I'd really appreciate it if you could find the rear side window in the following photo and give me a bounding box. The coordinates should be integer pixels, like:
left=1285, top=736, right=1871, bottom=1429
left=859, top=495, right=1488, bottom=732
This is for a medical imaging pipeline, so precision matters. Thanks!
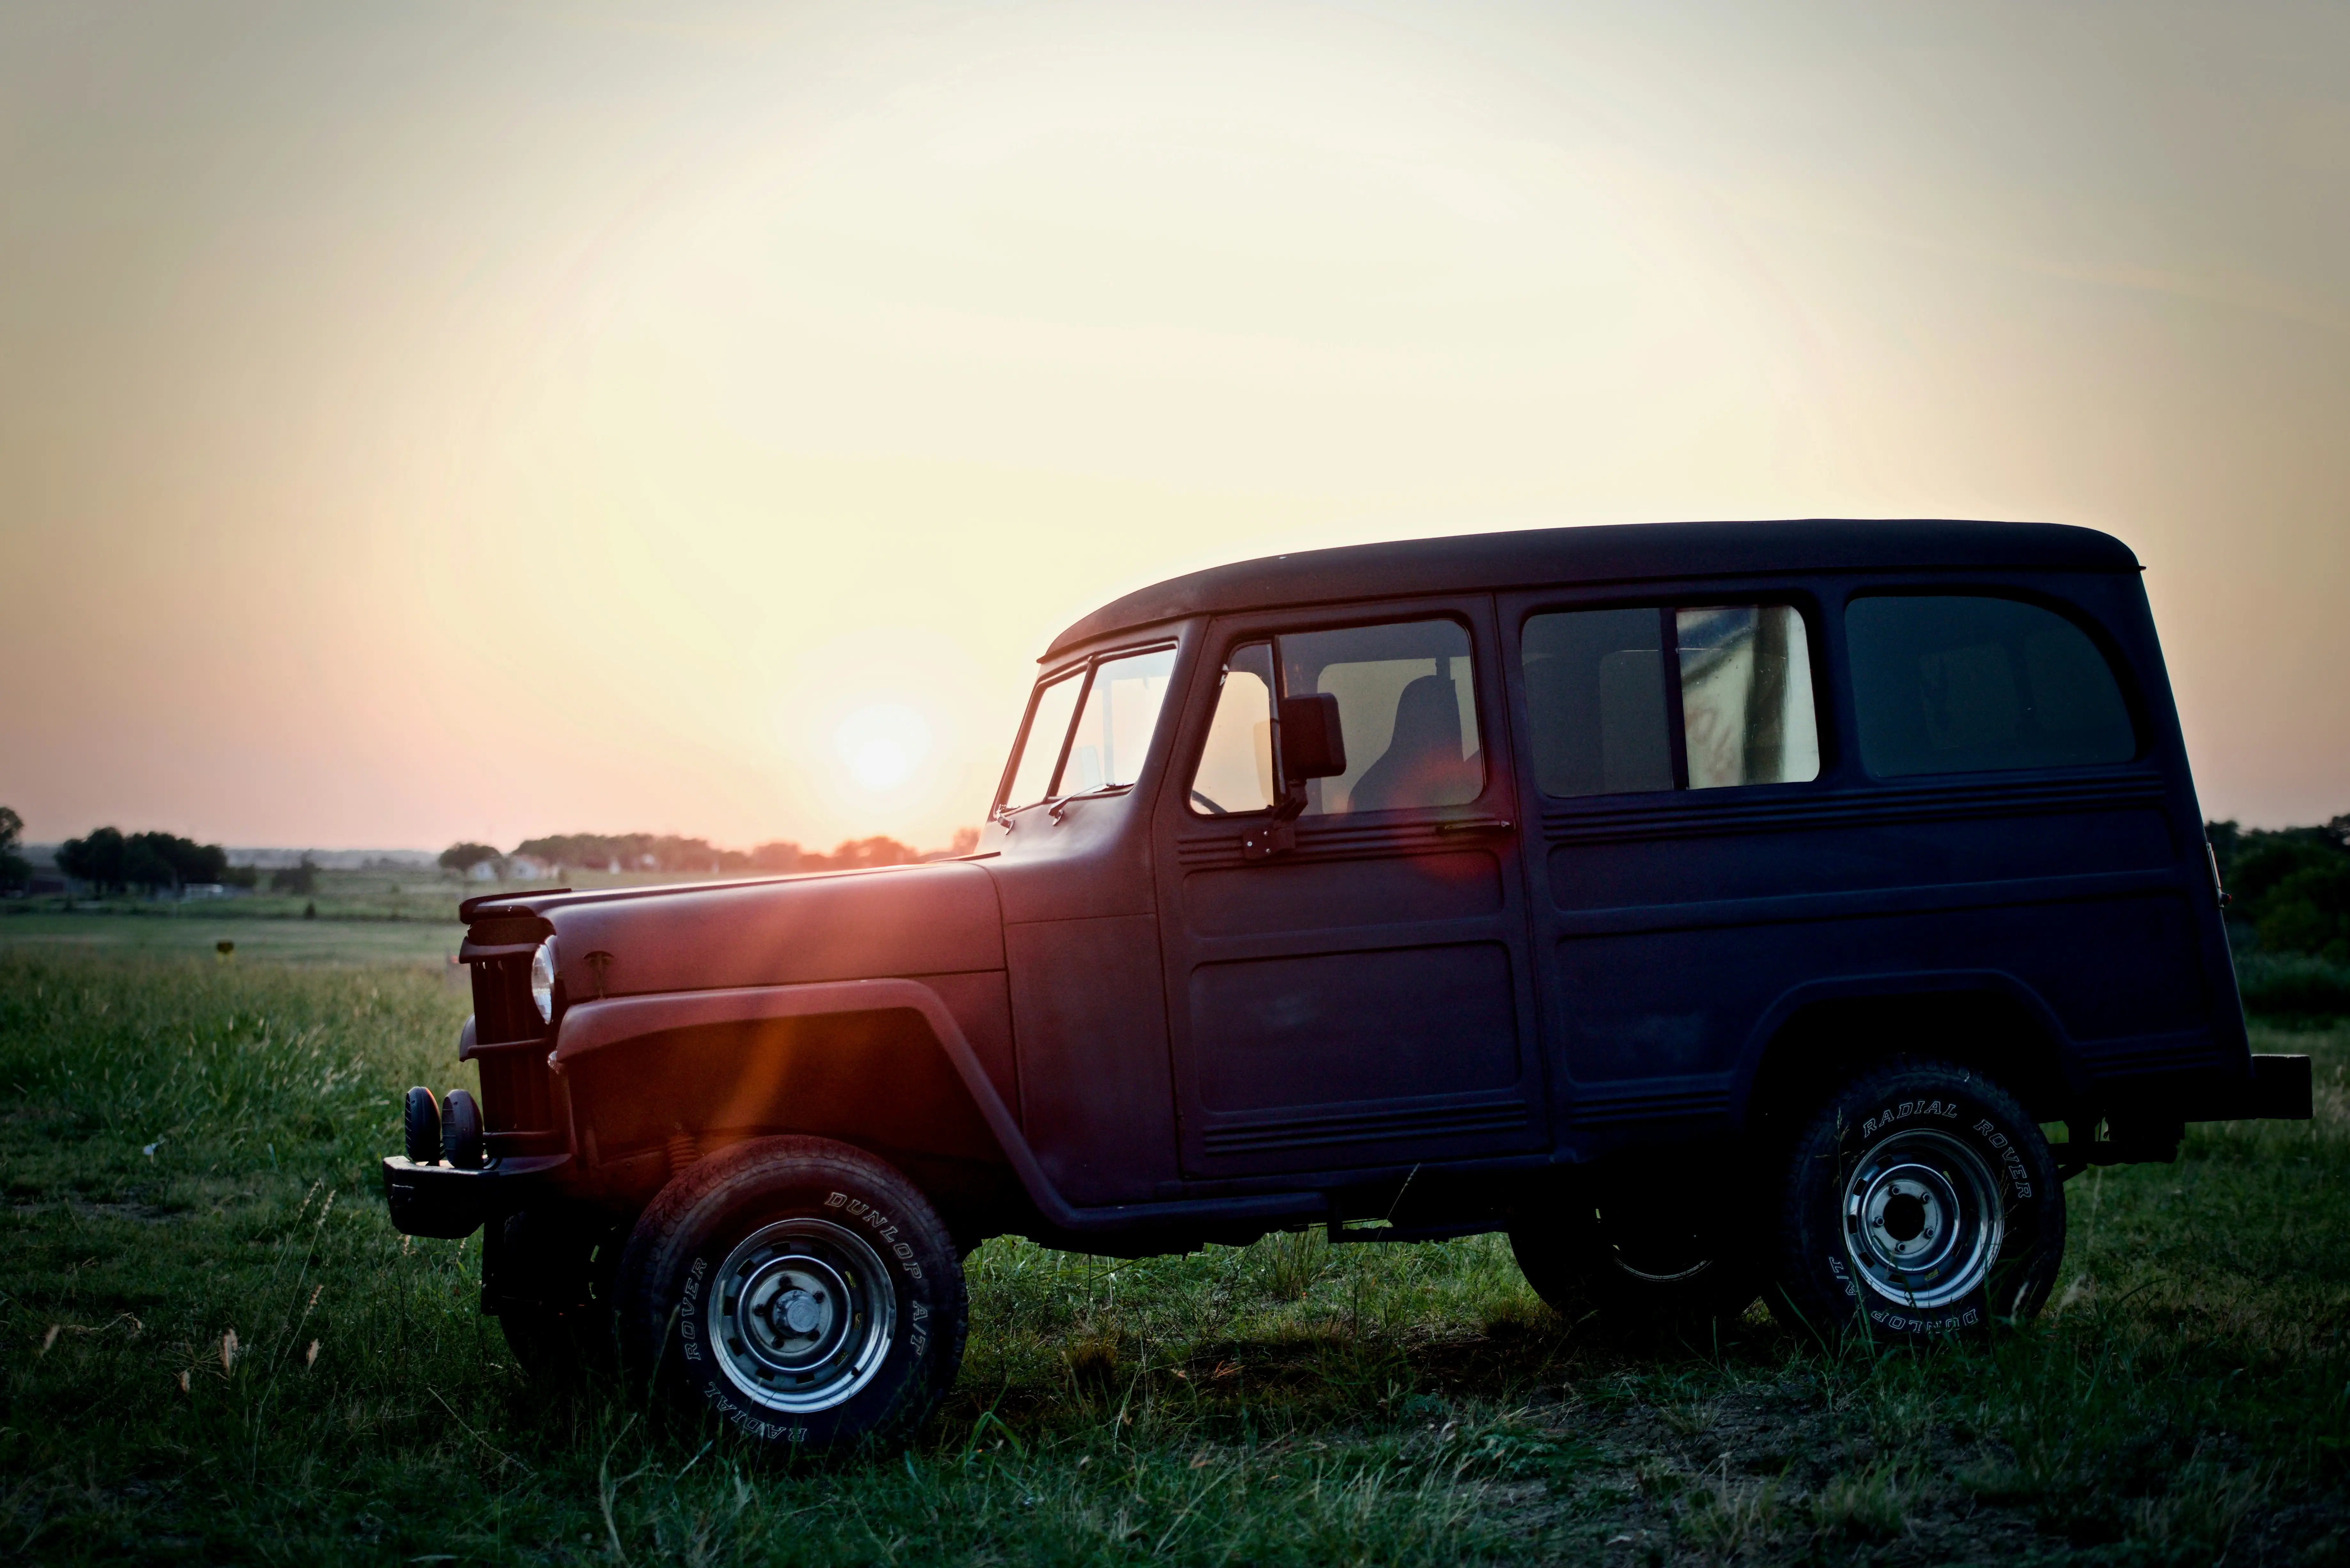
left=1522, top=604, right=1819, bottom=798
left=1846, top=595, right=2135, bottom=777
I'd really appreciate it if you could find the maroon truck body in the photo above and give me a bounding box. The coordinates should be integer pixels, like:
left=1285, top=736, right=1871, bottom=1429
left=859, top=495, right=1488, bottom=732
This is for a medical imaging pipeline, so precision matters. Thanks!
left=378, top=519, right=2308, bottom=1452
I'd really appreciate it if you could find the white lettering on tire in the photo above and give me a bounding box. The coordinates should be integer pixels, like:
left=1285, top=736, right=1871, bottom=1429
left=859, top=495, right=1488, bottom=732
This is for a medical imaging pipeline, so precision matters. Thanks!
left=1862, top=1099, right=1961, bottom=1138
left=1973, top=1118, right=2035, bottom=1198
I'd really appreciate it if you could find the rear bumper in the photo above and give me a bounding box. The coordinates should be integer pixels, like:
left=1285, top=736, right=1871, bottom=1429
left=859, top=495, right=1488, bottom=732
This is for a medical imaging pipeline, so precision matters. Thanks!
left=2197, top=1054, right=2313, bottom=1122
left=380, top=1154, right=571, bottom=1240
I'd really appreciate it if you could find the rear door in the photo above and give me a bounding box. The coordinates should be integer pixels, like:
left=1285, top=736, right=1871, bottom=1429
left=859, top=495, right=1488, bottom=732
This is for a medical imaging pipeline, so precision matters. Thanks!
left=1152, top=597, right=1548, bottom=1178
left=1501, top=591, right=1829, bottom=1138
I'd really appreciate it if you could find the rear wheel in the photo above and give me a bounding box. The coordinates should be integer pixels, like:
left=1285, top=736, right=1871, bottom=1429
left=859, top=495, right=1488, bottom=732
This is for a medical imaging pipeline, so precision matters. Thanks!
left=618, top=1136, right=966, bottom=1457
left=491, top=1206, right=623, bottom=1381
left=1510, top=1163, right=1763, bottom=1334
left=1771, top=1057, right=2064, bottom=1341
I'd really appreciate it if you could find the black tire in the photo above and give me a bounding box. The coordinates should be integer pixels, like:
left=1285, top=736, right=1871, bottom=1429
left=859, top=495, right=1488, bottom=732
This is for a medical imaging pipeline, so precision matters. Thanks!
left=617, top=1136, right=967, bottom=1458
left=1510, top=1169, right=1763, bottom=1334
left=492, top=1206, right=624, bottom=1382
left=403, top=1087, right=441, bottom=1164
left=1772, top=1057, right=2064, bottom=1342
left=441, top=1089, right=484, bottom=1169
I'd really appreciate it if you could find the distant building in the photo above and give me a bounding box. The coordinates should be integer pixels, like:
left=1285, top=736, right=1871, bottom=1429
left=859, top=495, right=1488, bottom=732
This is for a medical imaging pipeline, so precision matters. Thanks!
left=464, top=854, right=556, bottom=882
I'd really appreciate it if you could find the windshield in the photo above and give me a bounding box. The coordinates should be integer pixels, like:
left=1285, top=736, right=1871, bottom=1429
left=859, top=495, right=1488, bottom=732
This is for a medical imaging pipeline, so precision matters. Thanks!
left=1062, top=648, right=1176, bottom=793
left=998, top=646, right=1177, bottom=811
left=1001, top=670, right=1084, bottom=811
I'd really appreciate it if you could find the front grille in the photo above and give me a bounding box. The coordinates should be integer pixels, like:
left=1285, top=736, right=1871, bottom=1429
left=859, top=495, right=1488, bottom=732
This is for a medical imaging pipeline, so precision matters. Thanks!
left=476, top=1046, right=558, bottom=1143
left=465, top=935, right=562, bottom=1152
left=470, top=952, right=541, bottom=1047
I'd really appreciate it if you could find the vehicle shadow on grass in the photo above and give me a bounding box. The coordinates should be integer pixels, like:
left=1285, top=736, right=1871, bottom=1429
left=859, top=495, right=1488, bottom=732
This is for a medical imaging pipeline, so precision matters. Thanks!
left=479, top=1292, right=2343, bottom=1565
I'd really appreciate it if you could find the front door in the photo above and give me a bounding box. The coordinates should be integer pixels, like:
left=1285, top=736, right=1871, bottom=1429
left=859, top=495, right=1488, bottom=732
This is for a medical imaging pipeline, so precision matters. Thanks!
left=1153, top=598, right=1547, bottom=1178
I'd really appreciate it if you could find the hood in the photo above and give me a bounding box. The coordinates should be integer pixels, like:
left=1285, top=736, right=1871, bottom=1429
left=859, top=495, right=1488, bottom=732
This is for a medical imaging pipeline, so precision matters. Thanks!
left=469, top=862, right=1005, bottom=1003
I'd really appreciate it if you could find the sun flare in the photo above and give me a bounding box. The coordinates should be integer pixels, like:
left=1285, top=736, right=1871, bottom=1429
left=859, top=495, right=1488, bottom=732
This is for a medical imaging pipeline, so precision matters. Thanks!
left=835, top=704, right=933, bottom=792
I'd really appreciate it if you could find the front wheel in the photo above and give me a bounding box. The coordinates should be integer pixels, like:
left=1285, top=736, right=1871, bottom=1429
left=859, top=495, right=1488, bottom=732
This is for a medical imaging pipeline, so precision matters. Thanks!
left=618, top=1136, right=967, bottom=1457
left=1772, top=1058, right=2064, bottom=1341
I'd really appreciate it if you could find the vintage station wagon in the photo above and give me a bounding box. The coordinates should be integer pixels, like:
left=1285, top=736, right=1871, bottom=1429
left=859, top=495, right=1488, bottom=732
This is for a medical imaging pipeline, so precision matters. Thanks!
left=384, top=519, right=2307, bottom=1454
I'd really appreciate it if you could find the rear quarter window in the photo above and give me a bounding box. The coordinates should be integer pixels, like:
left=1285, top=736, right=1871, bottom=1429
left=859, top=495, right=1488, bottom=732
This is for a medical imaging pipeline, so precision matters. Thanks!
left=1845, top=594, right=2136, bottom=777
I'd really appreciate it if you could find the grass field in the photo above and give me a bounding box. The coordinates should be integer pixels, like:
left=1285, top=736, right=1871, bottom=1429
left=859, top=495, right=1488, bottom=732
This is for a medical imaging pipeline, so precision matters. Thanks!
left=0, top=911, right=466, bottom=966
left=4, top=861, right=785, bottom=933
left=2, top=945, right=2345, bottom=1565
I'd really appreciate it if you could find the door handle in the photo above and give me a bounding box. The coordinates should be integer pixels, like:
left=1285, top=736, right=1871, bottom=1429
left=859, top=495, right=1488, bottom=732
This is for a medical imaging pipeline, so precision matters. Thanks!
left=1240, top=822, right=1297, bottom=861
left=1435, top=815, right=1513, bottom=835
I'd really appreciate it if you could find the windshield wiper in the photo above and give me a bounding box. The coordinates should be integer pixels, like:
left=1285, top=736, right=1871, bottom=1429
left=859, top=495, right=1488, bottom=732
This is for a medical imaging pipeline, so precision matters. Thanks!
left=1048, top=784, right=1132, bottom=822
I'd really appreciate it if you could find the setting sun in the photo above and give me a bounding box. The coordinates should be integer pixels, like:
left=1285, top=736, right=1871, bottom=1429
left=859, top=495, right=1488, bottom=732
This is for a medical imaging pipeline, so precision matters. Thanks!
left=835, top=704, right=933, bottom=794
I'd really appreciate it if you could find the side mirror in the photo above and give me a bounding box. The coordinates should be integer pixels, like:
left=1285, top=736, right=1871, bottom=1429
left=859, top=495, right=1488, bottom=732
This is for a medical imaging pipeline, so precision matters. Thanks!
left=1278, top=694, right=1347, bottom=784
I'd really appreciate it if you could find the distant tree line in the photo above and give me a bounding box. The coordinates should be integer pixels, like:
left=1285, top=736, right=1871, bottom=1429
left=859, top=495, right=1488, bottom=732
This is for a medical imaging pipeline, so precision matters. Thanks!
left=509, top=832, right=926, bottom=875
left=54, top=826, right=260, bottom=894
left=436, top=830, right=985, bottom=881
left=0, top=807, right=29, bottom=891
left=2208, top=816, right=2350, bottom=963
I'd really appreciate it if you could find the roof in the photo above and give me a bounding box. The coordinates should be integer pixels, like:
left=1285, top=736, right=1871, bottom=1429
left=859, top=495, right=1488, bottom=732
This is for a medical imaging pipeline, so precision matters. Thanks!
left=1046, top=518, right=2138, bottom=660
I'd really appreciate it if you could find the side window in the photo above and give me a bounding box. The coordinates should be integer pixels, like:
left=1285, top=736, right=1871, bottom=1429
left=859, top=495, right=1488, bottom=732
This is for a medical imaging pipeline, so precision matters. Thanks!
left=1678, top=606, right=1821, bottom=788
left=1001, top=670, right=1084, bottom=810
left=1062, top=648, right=1176, bottom=793
left=1188, top=644, right=1276, bottom=816
left=1185, top=619, right=1484, bottom=817
left=1522, top=604, right=1819, bottom=798
left=1283, top=619, right=1481, bottom=816
left=1846, top=595, right=2134, bottom=777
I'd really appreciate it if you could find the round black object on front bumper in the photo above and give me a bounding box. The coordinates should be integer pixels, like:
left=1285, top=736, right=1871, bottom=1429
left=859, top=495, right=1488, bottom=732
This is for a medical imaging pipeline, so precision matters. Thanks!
left=380, top=1153, right=570, bottom=1240
left=404, top=1087, right=441, bottom=1164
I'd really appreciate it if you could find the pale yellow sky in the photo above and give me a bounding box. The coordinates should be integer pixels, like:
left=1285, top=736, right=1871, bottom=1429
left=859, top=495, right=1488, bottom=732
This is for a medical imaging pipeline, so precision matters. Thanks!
left=4, top=0, right=2346, bottom=850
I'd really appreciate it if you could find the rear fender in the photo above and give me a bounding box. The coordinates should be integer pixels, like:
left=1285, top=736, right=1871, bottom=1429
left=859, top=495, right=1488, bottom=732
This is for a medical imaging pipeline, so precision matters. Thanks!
left=1730, top=970, right=2088, bottom=1131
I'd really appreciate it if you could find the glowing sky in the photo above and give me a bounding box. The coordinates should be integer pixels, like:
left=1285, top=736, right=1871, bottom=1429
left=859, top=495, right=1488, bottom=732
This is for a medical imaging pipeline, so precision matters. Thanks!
left=4, top=1, right=2346, bottom=850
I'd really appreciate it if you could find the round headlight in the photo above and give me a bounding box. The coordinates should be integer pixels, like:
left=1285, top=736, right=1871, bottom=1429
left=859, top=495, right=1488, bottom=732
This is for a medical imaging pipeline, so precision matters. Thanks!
left=530, top=938, right=557, bottom=1023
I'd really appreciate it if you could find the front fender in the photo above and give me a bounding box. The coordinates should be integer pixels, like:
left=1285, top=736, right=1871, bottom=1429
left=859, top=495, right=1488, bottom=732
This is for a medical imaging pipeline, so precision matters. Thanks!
left=553, top=979, right=1082, bottom=1225
left=551, top=979, right=1323, bottom=1238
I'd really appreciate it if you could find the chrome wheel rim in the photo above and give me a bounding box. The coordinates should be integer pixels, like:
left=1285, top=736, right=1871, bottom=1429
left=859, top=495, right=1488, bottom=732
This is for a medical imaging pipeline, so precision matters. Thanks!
left=1841, top=1130, right=2004, bottom=1309
left=1612, top=1254, right=1716, bottom=1285
left=1600, top=1213, right=1718, bottom=1284
left=707, top=1218, right=895, bottom=1414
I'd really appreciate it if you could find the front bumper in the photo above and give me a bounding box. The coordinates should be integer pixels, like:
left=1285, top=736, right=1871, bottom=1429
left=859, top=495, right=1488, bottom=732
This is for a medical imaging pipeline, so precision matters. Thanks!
left=380, top=1153, right=571, bottom=1240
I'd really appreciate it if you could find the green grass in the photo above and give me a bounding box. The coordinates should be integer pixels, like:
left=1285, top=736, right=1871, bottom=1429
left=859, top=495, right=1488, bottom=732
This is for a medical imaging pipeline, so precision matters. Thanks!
left=4, top=861, right=801, bottom=934
left=0, top=911, right=466, bottom=966
left=9, top=865, right=475, bottom=926
left=3, top=949, right=2345, bottom=1565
